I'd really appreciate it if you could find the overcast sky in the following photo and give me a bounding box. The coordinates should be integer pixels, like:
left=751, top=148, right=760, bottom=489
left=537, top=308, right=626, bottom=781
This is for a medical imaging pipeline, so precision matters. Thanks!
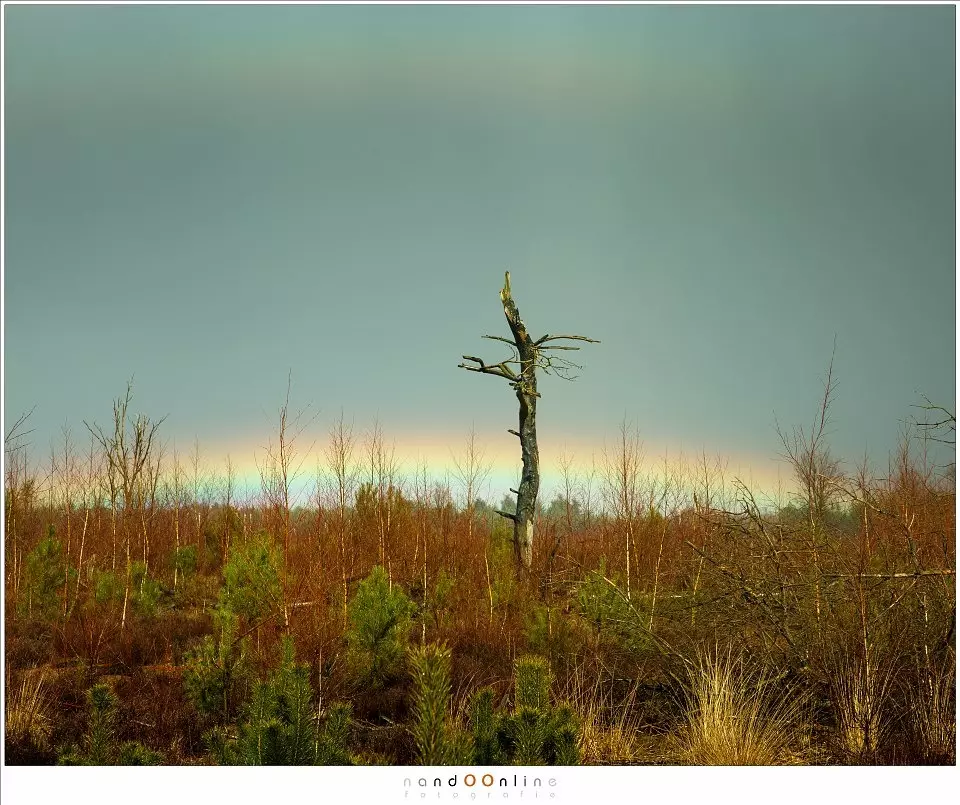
left=3, top=4, right=955, bottom=503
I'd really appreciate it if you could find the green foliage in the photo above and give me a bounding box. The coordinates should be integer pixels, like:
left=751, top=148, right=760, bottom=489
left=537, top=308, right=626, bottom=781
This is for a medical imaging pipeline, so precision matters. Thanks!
left=545, top=704, right=580, bottom=766
left=238, top=639, right=316, bottom=764
left=576, top=566, right=649, bottom=654
left=58, top=684, right=162, bottom=766
left=92, top=570, right=124, bottom=605
left=515, top=655, right=552, bottom=711
left=469, top=687, right=506, bottom=765
left=510, top=706, right=547, bottom=764
left=173, top=545, right=198, bottom=578
left=212, top=637, right=354, bottom=766
left=409, top=643, right=469, bottom=765
left=524, top=604, right=586, bottom=662
left=130, top=561, right=163, bottom=618
left=345, top=566, right=414, bottom=688
left=220, top=532, right=282, bottom=621
left=424, top=570, right=456, bottom=631
left=116, top=740, right=165, bottom=765
left=315, top=703, right=354, bottom=765
left=183, top=606, right=251, bottom=724
left=20, top=529, right=70, bottom=621
left=466, top=655, right=580, bottom=766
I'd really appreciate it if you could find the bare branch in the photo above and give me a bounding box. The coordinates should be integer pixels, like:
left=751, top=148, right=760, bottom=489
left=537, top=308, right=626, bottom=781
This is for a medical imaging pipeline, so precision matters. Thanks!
left=482, top=334, right=518, bottom=348
left=458, top=355, right=518, bottom=381
left=534, top=333, right=601, bottom=347
left=912, top=393, right=956, bottom=445
left=4, top=406, right=36, bottom=449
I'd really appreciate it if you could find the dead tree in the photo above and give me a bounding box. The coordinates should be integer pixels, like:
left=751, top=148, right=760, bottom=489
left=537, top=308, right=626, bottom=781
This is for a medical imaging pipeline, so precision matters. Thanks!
left=459, top=272, right=598, bottom=571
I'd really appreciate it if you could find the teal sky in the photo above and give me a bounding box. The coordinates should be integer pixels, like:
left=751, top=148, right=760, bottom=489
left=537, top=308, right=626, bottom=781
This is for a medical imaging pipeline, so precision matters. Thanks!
left=3, top=5, right=955, bottom=501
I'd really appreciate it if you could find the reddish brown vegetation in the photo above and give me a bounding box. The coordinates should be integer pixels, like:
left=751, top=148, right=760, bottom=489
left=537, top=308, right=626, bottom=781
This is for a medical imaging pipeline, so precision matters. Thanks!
left=3, top=392, right=955, bottom=765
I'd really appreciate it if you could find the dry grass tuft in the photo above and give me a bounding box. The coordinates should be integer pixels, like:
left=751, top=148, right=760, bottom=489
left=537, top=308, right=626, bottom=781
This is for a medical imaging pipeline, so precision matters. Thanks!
left=5, top=667, right=54, bottom=750
left=827, top=646, right=896, bottom=760
left=564, top=664, right=647, bottom=765
left=911, top=658, right=956, bottom=763
left=678, top=648, right=808, bottom=766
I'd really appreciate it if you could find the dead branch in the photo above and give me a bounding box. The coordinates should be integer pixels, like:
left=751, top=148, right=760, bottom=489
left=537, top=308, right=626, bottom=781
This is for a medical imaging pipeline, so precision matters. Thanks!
left=458, top=355, right=518, bottom=381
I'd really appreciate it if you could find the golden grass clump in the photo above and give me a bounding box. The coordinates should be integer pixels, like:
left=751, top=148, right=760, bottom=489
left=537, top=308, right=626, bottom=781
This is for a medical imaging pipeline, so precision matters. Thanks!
left=564, top=665, right=647, bottom=765
left=826, top=645, right=896, bottom=759
left=5, top=667, right=53, bottom=751
left=911, top=658, right=956, bottom=763
left=679, top=649, right=808, bottom=766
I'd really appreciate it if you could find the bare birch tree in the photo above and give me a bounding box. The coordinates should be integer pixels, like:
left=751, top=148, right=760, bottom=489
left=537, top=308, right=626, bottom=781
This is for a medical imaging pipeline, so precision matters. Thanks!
left=258, top=373, right=314, bottom=629
left=601, top=420, right=645, bottom=598
left=84, top=381, right=165, bottom=632
left=324, top=413, right=359, bottom=629
left=5, top=407, right=36, bottom=601
left=452, top=426, right=492, bottom=549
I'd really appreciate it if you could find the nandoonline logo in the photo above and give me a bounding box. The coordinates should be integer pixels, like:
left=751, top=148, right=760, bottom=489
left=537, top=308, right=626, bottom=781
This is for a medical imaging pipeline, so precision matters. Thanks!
left=402, top=772, right=559, bottom=800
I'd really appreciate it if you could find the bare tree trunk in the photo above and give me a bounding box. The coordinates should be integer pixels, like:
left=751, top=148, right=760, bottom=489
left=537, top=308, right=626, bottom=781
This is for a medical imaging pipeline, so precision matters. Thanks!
left=460, top=273, right=598, bottom=573
left=121, top=515, right=131, bottom=633
left=326, top=414, right=356, bottom=630
left=75, top=506, right=89, bottom=610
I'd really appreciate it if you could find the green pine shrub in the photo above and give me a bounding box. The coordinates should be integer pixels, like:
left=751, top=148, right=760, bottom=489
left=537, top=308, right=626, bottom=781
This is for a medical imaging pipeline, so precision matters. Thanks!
left=345, top=566, right=414, bottom=688
left=515, top=655, right=552, bottom=711
left=59, top=683, right=162, bottom=765
left=315, top=702, right=354, bottom=765
left=211, top=637, right=354, bottom=766
left=130, top=561, right=163, bottom=618
left=20, top=529, right=72, bottom=621
left=524, top=604, right=587, bottom=662
left=469, top=687, right=506, bottom=765
left=467, top=655, right=580, bottom=766
left=409, top=643, right=469, bottom=765
left=92, top=569, right=124, bottom=605
left=576, top=566, right=649, bottom=655
left=172, top=545, right=198, bottom=579
left=183, top=605, right=251, bottom=725
left=220, top=532, right=283, bottom=622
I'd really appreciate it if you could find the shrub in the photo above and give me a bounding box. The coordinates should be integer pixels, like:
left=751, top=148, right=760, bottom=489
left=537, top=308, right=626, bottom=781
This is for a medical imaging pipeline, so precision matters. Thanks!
left=524, top=604, right=585, bottom=662
left=173, top=545, right=198, bottom=579
left=576, top=567, right=648, bottom=655
left=92, top=570, right=124, bottom=605
left=467, top=655, right=580, bottom=766
left=515, top=655, right=551, bottom=711
left=5, top=669, right=53, bottom=763
left=409, top=643, right=469, bottom=765
left=59, top=683, right=162, bottom=765
left=220, top=532, right=283, bottom=622
left=345, top=566, right=414, bottom=688
left=826, top=644, right=895, bottom=761
left=235, top=638, right=317, bottom=764
left=20, top=529, right=71, bottom=621
left=910, top=657, right=956, bottom=764
left=678, top=648, right=808, bottom=765
left=469, top=687, right=506, bottom=765
left=424, top=570, right=456, bottom=632
left=130, top=561, right=163, bottom=618
left=183, top=606, right=251, bottom=725
left=212, top=637, right=354, bottom=766
left=316, top=703, right=355, bottom=765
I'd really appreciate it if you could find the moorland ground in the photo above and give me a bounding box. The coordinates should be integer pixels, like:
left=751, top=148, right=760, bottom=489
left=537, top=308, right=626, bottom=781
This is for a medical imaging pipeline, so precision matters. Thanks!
left=3, top=389, right=955, bottom=766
